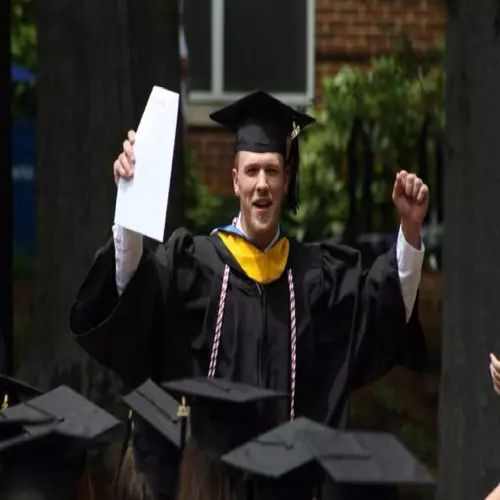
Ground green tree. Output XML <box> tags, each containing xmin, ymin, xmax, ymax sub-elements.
<box><xmin>11</xmin><ymin>0</ymin><xmax>36</xmax><ymax>118</ymax></box>
<box><xmin>290</xmin><ymin>36</ymin><xmax>444</xmax><ymax>243</ymax></box>
<box><xmin>11</xmin><ymin>0</ymin><xmax>36</xmax><ymax>69</ymax></box>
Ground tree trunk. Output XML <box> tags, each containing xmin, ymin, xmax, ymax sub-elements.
<box><xmin>19</xmin><ymin>0</ymin><xmax>182</xmax><ymax>494</ymax></box>
<box><xmin>439</xmin><ymin>1</ymin><xmax>500</xmax><ymax>498</ymax></box>
<box><xmin>0</xmin><ymin>0</ymin><xmax>12</xmax><ymax>379</ymax></box>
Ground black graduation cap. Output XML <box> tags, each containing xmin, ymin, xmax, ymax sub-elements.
<box><xmin>210</xmin><ymin>90</ymin><xmax>316</xmax><ymax>213</ymax></box>
<box><xmin>220</xmin><ymin>416</ymin><xmax>368</xmax><ymax>480</ymax></box>
<box><xmin>162</xmin><ymin>377</ymin><xmax>288</xmax><ymax>458</ymax></box>
<box><xmin>0</xmin><ymin>385</ymin><xmax>122</xmax><ymax>459</ymax></box>
<box><xmin>307</xmin><ymin>430</ymin><xmax>435</xmax><ymax>488</ymax></box>
<box><xmin>221</xmin><ymin>416</ymin><xmax>435</xmax><ymax>491</ymax></box>
<box><xmin>0</xmin><ymin>375</ymin><xmax>49</xmax><ymax>441</ymax></box>
<box><xmin>122</xmin><ymin>379</ymin><xmax>190</xmax><ymax>450</ymax></box>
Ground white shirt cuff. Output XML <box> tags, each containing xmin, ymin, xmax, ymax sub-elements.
<box><xmin>396</xmin><ymin>225</ymin><xmax>424</xmax><ymax>321</ymax></box>
<box><xmin>113</xmin><ymin>224</ymin><xmax>143</xmax><ymax>296</ymax></box>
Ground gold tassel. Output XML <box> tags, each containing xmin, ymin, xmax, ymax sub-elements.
<box><xmin>1</xmin><ymin>394</ymin><xmax>8</xmax><ymax>410</ymax></box>
<box><xmin>177</xmin><ymin>396</ymin><xmax>190</xmax><ymax>417</ymax></box>
<box><xmin>114</xmin><ymin>410</ymin><xmax>154</xmax><ymax>500</ymax></box>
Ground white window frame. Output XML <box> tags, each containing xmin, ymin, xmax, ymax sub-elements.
<box><xmin>188</xmin><ymin>0</ymin><xmax>316</xmax><ymax>107</ymax></box>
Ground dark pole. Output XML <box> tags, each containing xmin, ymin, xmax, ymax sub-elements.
<box><xmin>0</xmin><ymin>0</ymin><xmax>13</xmax><ymax>381</ymax></box>
<box><xmin>438</xmin><ymin>1</ymin><xmax>500</xmax><ymax>498</ymax></box>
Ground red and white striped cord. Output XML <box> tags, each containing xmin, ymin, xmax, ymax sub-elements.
<box><xmin>207</xmin><ymin>264</ymin><xmax>230</xmax><ymax>378</ymax></box>
<box><xmin>287</xmin><ymin>269</ymin><xmax>297</xmax><ymax>421</ymax></box>
<box><xmin>208</xmin><ymin>265</ymin><xmax>297</xmax><ymax>421</ymax></box>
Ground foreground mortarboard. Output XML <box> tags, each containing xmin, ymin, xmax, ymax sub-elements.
<box><xmin>209</xmin><ymin>90</ymin><xmax>316</xmax><ymax>212</ymax></box>
<box><xmin>307</xmin><ymin>430</ymin><xmax>435</xmax><ymax>487</ymax></box>
<box><xmin>162</xmin><ymin>377</ymin><xmax>288</xmax><ymax>457</ymax></box>
<box><xmin>0</xmin><ymin>375</ymin><xmax>48</xmax><ymax>441</ymax></box>
<box><xmin>222</xmin><ymin>416</ymin><xmax>435</xmax><ymax>489</ymax></box>
<box><xmin>0</xmin><ymin>385</ymin><xmax>121</xmax><ymax>458</ymax></box>
<box><xmin>221</xmin><ymin>417</ymin><xmax>369</xmax><ymax>479</ymax></box>
<box><xmin>123</xmin><ymin>379</ymin><xmax>190</xmax><ymax>449</ymax></box>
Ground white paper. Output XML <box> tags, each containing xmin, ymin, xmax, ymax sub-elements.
<box><xmin>114</xmin><ymin>86</ymin><xmax>179</xmax><ymax>241</ymax></box>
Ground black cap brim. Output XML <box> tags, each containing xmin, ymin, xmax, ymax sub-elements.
<box><xmin>161</xmin><ymin>377</ymin><xmax>288</xmax><ymax>403</ymax></box>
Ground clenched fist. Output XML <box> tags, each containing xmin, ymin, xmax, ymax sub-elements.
<box><xmin>490</xmin><ymin>353</ymin><xmax>500</xmax><ymax>395</ymax></box>
<box><xmin>392</xmin><ymin>171</ymin><xmax>429</xmax><ymax>227</ymax></box>
<box><xmin>113</xmin><ymin>130</ymin><xmax>136</xmax><ymax>186</ymax></box>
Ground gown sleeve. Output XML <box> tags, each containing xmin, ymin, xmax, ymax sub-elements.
<box><xmin>68</xmin><ymin>228</ymin><xmax>197</xmax><ymax>386</ymax></box>
<box><xmin>319</xmin><ymin>240</ymin><xmax>428</xmax><ymax>391</ymax></box>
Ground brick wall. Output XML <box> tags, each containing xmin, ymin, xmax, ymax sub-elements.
<box><xmin>188</xmin><ymin>0</ymin><xmax>446</xmax><ymax>197</ymax></box>
<box><xmin>188</xmin><ymin>126</ymin><xmax>236</xmax><ymax>195</ymax></box>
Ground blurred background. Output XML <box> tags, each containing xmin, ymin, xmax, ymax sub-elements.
<box><xmin>3</xmin><ymin>0</ymin><xmax>499</xmax><ymax>498</ymax></box>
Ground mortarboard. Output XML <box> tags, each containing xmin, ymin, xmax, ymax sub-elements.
<box><xmin>161</xmin><ymin>377</ymin><xmax>288</xmax><ymax>459</ymax></box>
<box><xmin>0</xmin><ymin>384</ymin><xmax>122</xmax><ymax>459</ymax></box>
<box><xmin>221</xmin><ymin>416</ymin><xmax>435</xmax><ymax>495</ymax></box>
<box><xmin>0</xmin><ymin>375</ymin><xmax>50</xmax><ymax>441</ymax></box>
<box><xmin>220</xmin><ymin>416</ymin><xmax>369</xmax><ymax>480</ymax></box>
<box><xmin>0</xmin><ymin>384</ymin><xmax>122</xmax><ymax>500</ymax></box>
<box><xmin>209</xmin><ymin>90</ymin><xmax>316</xmax><ymax>213</ymax></box>
<box><xmin>307</xmin><ymin>429</ymin><xmax>435</xmax><ymax>488</ymax></box>
<box><xmin>122</xmin><ymin>378</ymin><xmax>190</xmax><ymax>451</ymax></box>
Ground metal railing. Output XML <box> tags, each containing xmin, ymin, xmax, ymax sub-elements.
<box><xmin>340</xmin><ymin>114</ymin><xmax>445</xmax><ymax>269</ymax></box>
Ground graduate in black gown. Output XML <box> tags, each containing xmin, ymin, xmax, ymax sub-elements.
<box><xmin>69</xmin><ymin>90</ymin><xmax>430</xmax><ymax>499</ymax></box>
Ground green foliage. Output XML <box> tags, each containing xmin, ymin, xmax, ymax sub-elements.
<box><xmin>290</xmin><ymin>35</ymin><xmax>445</xmax><ymax>242</ymax></box>
<box><xmin>11</xmin><ymin>0</ymin><xmax>36</xmax><ymax>70</ymax></box>
<box><xmin>11</xmin><ymin>0</ymin><xmax>37</xmax><ymax>118</ymax></box>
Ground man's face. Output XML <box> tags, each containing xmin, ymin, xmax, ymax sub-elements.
<box><xmin>232</xmin><ymin>150</ymin><xmax>289</xmax><ymax>243</ymax></box>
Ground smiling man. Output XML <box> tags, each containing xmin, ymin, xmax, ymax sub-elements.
<box><xmin>69</xmin><ymin>90</ymin><xmax>429</xmax><ymax>499</ymax></box>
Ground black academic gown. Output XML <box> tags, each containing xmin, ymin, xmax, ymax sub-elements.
<box><xmin>69</xmin><ymin>228</ymin><xmax>427</xmax><ymax>500</ymax></box>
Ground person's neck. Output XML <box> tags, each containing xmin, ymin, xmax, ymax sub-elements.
<box><xmin>238</xmin><ymin>215</ymin><xmax>279</xmax><ymax>251</ymax></box>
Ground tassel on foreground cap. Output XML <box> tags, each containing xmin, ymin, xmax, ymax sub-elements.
<box><xmin>210</xmin><ymin>90</ymin><xmax>316</xmax><ymax>213</ymax></box>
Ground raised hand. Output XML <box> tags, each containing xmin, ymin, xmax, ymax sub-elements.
<box><xmin>392</xmin><ymin>171</ymin><xmax>429</xmax><ymax>248</ymax></box>
<box><xmin>392</xmin><ymin>170</ymin><xmax>429</xmax><ymax>227</ymax></box>
<box><xmin>113</xmin><ymin>130</ymin><xmax>136</xmax><ymax>186</ymax></box>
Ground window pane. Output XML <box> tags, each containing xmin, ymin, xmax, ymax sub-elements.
<box><xmin>184</xmin><ymin>0</ymin><xmax>212</xmax><ymax>91</ymax></box>
<box><xmin>224</xmin><ymin>0</ymin><xmax>307</xmax><ymax>93</ymax></box>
